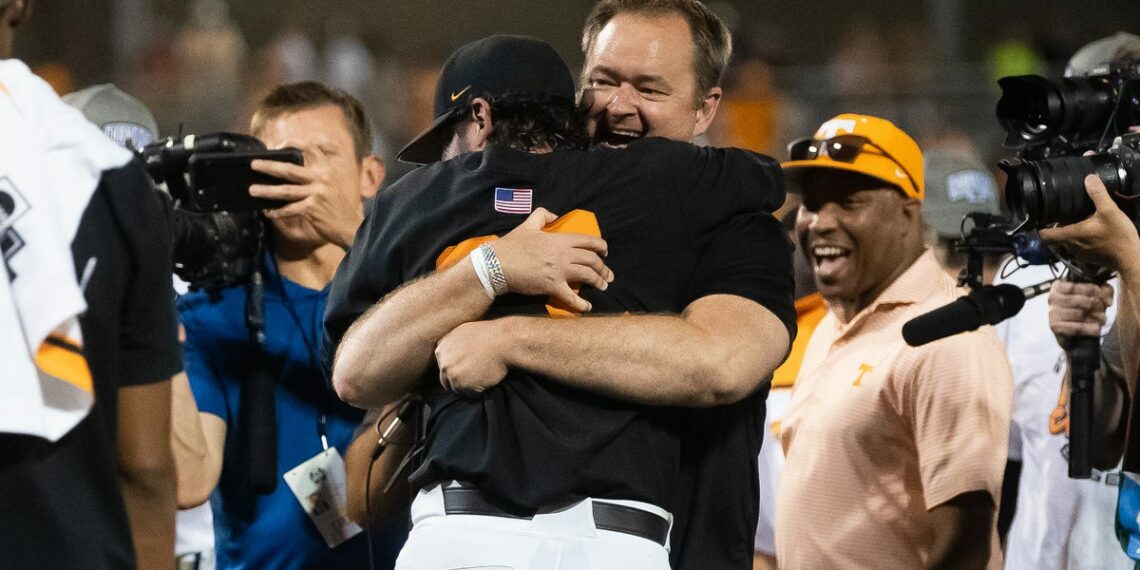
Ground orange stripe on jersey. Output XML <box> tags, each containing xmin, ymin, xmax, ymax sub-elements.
<box><xmin>543</xmin><ymin>209</ymin><xmax>601</xmax><ymax>238</ymax></box>
<box><xmin>434</xmin><ymin>210</ymin><xmax>603</xmax><ymax>319</ymax></box>
<box><xmin>35</xmin><ymin>335</ymin><xmax>94</xmax><ymax>394</ymax></box>
<box><xmin>436</xmin><ymin>235</ymin><xmax>498</xmax><ymax>270</ymax></box>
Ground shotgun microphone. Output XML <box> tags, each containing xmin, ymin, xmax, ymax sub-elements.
<box><xmin>902</xmin><ymin>283</ymin><xmax>1039</xmax><ymax>346</ymax></box>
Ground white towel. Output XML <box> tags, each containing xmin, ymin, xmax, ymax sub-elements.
<box><xmin>0</xmin><ymin>59</ymin><xmax>132</xmax><ymax>441</ymax></box>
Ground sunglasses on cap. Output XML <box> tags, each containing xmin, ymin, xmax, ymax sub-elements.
<box><xmin>788</xmin><ymin>134</ymin><xmax>919</xmax><ymax>196</ymax></box>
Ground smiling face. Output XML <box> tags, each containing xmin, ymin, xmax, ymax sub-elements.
<box><xmin>580</xmin><ymin>12</ymin><xmax>719</xmax><ymax>146</ymax></box>
<box><xmin>795</xmin><ymin>171</ymin><xmax>925</xmax><ymax>320</ymax></box>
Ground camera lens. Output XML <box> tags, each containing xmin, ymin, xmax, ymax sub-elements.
<box><xmin>997</xmin><ymin>75</ymin><xmax>1117</xmax><ymax>151</ymax></box>
<box><xmin>997</xmin><ymin>76</ymin><xmax>1061</xmax><ymax>147</ymax></box>
<box><xmin>1001</xmin><ymin>154</ymin><xmax>1126</xmax><ymax>229</ymax></box>
<box><xmin>999</xmin><ymin>159</ymin><xmax>1039</xmax><ymax>226</ymax></box>
<box><xmin>172</xmin><ymin>209</ymin><xmax>263</xmax><ymax>290</ymax></box>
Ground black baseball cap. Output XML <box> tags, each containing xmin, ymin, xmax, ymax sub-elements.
<box><xmin>397</xmin><ymin>34</ymin><xmax>576</xmax><ymax>164</ymax></box>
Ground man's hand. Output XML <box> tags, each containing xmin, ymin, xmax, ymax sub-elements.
<box><xmin>249</xmin><ymin>157</ymin><xmax>364</xmax><ymax>249</ymax></box>
<box><xmin>1048</xmin><ymin>280</ymin><xmax>1114</xmax><ymax>349</ymax></box>
<box><xmin>435</xmin><ymin>320</ymin><xmax>508</xmax><ymax>395</ymax></box>
<box><xmin>1039</xmin><ymin>174</ymin><xmax>1140</xmax><ymax>271</ymax></box>
<box><xmin>331</xmin><ymin>210</ymin><xmax>613</xmax><ymax>408</ymax></box>
<box><xmin>493</xmin><ymin>208</ymin><xmax>613</xmax><ymax>313</ymax></box>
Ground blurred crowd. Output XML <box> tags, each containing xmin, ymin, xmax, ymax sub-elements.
<box><xmin>18</xmin><ymin>0</ymin><xmax>1111</xmax><ymax>185</ymax></box>
<box><xmin>6</xmin><ymin>0</ymin><xmax>1140</xmax><ymax>570</ymax></box>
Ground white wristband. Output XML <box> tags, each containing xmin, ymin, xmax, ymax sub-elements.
<box><xmin>468</xmin><ymin>247</ymin><xmax>496</xmax><ymax>299</ymax></box>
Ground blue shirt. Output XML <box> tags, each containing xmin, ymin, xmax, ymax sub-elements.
<box><xmin>180</xmin><ymin>256</ymin><xmax>387</xmax><ymax>569</ymax></box>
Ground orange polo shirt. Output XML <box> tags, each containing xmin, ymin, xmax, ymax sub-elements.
<box><xmin>776</xmin><ymin>250</ymin><xmax>1012</xmax><ymax>569</ymax></box>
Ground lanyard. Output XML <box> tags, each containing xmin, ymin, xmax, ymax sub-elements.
<box><xmin>318</xmin><ymin>412</ymin><xmax>329</xmax><ymax>451</ymax></box>
<box><xmin>269</xmin><ymin>254</ymin><xmax>332</xmax><ymax>451</ymax></box>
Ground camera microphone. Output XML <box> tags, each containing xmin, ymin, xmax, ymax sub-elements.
<box><xmin>902</xmin><ymin>281</ymin><xmax>1052</xmax><ymax>346</ymax></box>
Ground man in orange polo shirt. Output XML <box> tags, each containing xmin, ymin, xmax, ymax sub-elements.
<box><xmin>774</xmin><ymin>114</ymin><xmax>1013</xmax><ymax>568</ymax></box>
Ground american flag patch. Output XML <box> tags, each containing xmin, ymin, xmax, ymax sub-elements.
<box><xmin>494</xmin><ymin>188</ymin><xmax>533</xmax><ymax>214</ymax></box>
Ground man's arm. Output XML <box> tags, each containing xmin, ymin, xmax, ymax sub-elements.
<box><xmin>1042</xmin><ymin>174</ymin><xmax>1140</xmax><ymax>467</ymax></box>
<box><xmin>111</xmin><ymin>162</ymin><xmax>184</xmax><ymax>568</ymax></box>
<box><xmin>437</xmin><ymin>294</ymin><xmax>789</xmax><ymax>406</ymax></box>
<box><xmin>1047</xmin><ymin>280</ymin><xmax>1128</xmax><ymax>469</ymax></box>
<box><xmin>117</xmin><ymin>381</ymin><xmax>176</xmax><ymax>570</ymax></box>
<box><xmin>926</xmin><ymin>491</ymin><xmax>995</xmax><ymax>569</ymax></box>
<box><xmin>332</xmin><ymin>208</ymin><xmax>612</xmax><ymax>408</ymax></box>
<box><xmin>170</xmin><ymin>371</ymin><xmax>226</xmax><ymax>508</ymax></box>
<box><xmin>901</xmin><ymin>325</ymin><xmax>1010</xmax><ymax>568</ymax></box>
<box><xmin>436</xmin><ymin>193</ymin><xmax>794</xmax><ymax>406</ymax></box>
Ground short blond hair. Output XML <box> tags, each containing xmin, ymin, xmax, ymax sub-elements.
<box><xmin>250</xmin><ymin>81</ymin><xmax>373</xmax><ymax>160</ymax></box>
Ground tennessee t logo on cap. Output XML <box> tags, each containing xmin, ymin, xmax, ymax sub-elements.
<box><xmin>494</xmin><ymin>188</ymin><xmax>532</xmax><ymax>214</ymax></box>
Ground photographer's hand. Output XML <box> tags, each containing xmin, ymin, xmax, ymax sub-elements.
<box><xmin>250</xmin><ymin>157</ymin><xmax>364</xmax><ymax>249</ymax></box>
<box><xmin>1039</xmin><ymin>174</ymin><xmax>1140</xmax><ymax>272</ymax></box>
<box><xmin>1048</xmin><ymin>280</ymin><xmax>1114</xmax><ymax>350</ymax></box>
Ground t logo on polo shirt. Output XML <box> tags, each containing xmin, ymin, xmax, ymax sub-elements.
<box><xmin>852</xmin><ymin>363</ymin><xmax>873</xmax><ymax>387</ymax></box>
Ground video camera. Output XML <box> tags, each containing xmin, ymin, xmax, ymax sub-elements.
<box><xmin>990</xmin><ymin>61</ymin><xmax>1140</xmax><ymax>480</ymax></box>
<box><xmin>138</xmin><ymin>132</ymin><xmax>302</xmax><ymax>291</ymax></box>
<box><xmin>140</xmin><ymin>131</ymin><xmax>301</xmax><ymax>494</ymax></box>
<box><xmin>996</xmin><ymin>65</ymin><xmax>1140</xmax><ymax>235</ymax></box>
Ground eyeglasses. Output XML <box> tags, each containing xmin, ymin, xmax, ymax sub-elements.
<box><xmin>788</xmin><ymin>134</ymin><xmax>919</xmax><ymax>195</ymax></box>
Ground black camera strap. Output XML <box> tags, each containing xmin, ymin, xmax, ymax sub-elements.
<box><xmin>242</xmin><ymin>265</ymin><xmax>279</xmax><ymax>494</ymax></box>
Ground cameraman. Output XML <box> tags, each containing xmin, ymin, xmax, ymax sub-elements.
<box><xmin>178</xmin><ymin>81</ymin><xmax>387</xmax><ymax>569</ymax></box>
<box><xmin>1038</xmin><ymin>32</ymin><xmax>1140</xmax><ymax>474</ymax></box>
<box><xmin>999</xmin><ymin>32</ymin><xmax>1140</xmax><ymax>569</ymax></box>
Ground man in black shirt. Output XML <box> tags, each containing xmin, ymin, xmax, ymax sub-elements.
<box><xmin>0</xmin><ymin>3</ymin><xmax>181</xmax><ymax>567</ymax></box>
<box><xmin>325</xmin><ymin>35</ymin><xmax>794</xmax><ymax>568</ymax></box>
<box><xmin>576</xmin><ymin>3</ymin><xmax>771</xmax><ymax>567</ymax></box>
<box><xmin>357</xmin><ymin>1</ymin><xmax>765</xmax><ymax>566</ymax></box>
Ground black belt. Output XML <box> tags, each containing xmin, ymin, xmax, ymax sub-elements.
<box><xmin>441</xmin><ymin>487</ymin><xmax>670</xmax><ymax>546</ymax></box>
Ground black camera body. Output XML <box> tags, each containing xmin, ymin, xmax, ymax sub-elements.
<box><xmin>996</xmin><ymin>64</ymin><xmax>1140</xmax><ymax>232</ymax></box>
<box><xmin>139</xmin><ymin>132</ymin><xmax>302</xmax><ymax>291</ymax></box>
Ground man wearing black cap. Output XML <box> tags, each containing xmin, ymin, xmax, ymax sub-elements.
<box><xmin>324</xmin><ymin>34</ymin><xmax>794</xmax><ymax>569</ymax></box>
<box><xmin>343</xmin><ymin>6</ymin><xmax>774</xmax><ymax>569</ymax></box>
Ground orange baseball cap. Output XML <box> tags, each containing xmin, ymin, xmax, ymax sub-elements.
<box><xmin>781</xmin><ymin>113</ymin><xmax>925</xmax><ymax>200</ymax></box>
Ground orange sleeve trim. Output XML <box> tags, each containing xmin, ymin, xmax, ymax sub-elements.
<box><xmin>35</xmin><ymin>335</ymin><xmax>94</xmax><ymax>394</ymax></box>
<box><xmin>436</xmin><ymin>235</ymin><xmax>499</xmax><ymax>270</ymax></box>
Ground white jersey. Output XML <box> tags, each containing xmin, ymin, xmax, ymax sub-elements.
<box><xmin>754</xmin><ymin>387</ymin><xmax>793</xmax><ymax>556</ymax></box>
<box><xmin>176</xmin><ymin>504</ymin><xmax>215</xmax><ymax>570</ymax></box>
<box><xmin>997</xmin><ymin>262</ymin><xmax>1130</xmax><ymax>569</ymax></box>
